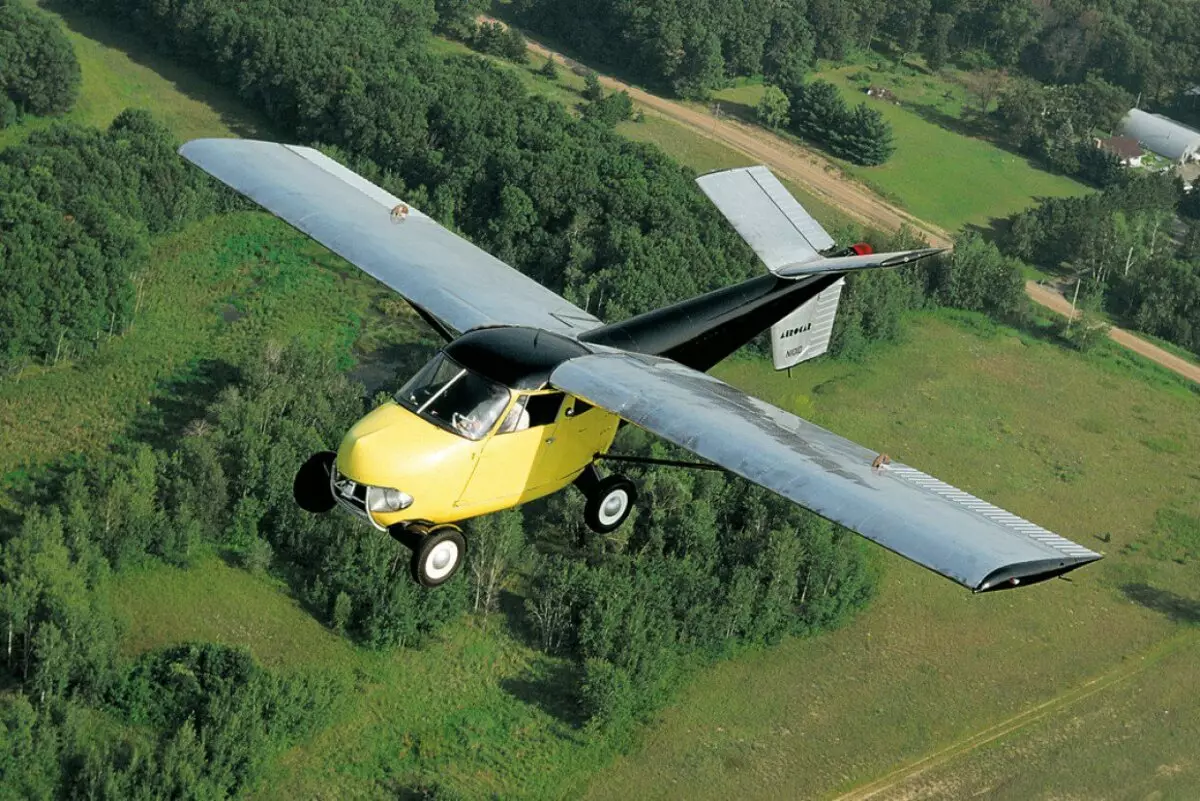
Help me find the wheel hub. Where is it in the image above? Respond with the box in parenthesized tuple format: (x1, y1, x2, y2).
(425, 540, 459, 580)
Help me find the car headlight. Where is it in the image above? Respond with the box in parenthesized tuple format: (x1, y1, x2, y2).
(366, 486, 414, 513)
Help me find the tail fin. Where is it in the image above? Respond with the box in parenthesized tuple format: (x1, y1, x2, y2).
(771, 278, 844, 370)
(698, 165, 945, 371)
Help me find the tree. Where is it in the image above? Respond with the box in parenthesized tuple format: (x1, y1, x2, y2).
(331, 591, 352, 632)
(843, 103, 895, 166)
(539, 55, 559, 80)
(582, 90, 634, 127)
(433, 0, 488, 38)
(756, 84, 790, 129)
(965, 68, 1009, 115)
(582, 71, 604, 102)
(1181, 189, 1200, 221)
(923, 13, 955, 72)
(467, 509, 525, 614)
(0, 0, 81, 115)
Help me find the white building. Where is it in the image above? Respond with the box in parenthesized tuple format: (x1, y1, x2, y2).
(1120, 109, 1200, 163)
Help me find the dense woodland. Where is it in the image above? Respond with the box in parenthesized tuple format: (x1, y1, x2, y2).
(508, 0, 1200, 103)
(0, 0, 80, 126)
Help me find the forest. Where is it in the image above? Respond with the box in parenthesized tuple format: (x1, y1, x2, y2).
(506, 0, 1200, 104)
(0, 112, 227, 373)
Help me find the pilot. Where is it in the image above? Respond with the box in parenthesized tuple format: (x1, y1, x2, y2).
(498, 397, 531, 434)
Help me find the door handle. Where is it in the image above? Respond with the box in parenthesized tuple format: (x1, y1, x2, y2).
(545, 437, 556, 444)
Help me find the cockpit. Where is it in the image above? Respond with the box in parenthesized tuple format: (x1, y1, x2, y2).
(395, 353, 512, 440)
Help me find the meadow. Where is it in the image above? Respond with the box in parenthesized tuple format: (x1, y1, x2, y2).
(0, 0, 271, 149)
(710, 64, 1091, 233)
(5, 5, 1200, 799)
(102, 310, 1200, 799)
(586, 311, 1200, 799)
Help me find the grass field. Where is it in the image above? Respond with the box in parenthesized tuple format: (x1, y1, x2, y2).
(108, 554, 620, 799)
(711, 67, 1091, 233)
(102, 310, 1200, 799)
(0, 0, 271, 149)
(582, 310, 1200, 799)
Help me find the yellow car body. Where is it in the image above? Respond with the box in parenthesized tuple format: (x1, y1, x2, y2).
(334, 390, 621, 530)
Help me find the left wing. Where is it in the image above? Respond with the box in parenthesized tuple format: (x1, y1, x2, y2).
(550, 353, 1101, 592)
(180, 139, 601, 336)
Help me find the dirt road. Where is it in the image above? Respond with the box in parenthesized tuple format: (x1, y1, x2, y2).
(517, 37, 952, 247)
(506, 24, 1199, 385)
(1026, 281, 1200, 383)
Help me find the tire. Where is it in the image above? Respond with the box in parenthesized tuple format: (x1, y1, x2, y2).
(409, 525, 467, 588)
(293, 451, 337, 514)
(584, 475, 636, 534)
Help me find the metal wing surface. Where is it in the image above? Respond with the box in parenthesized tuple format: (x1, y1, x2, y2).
(696, 165, 836, 272)
(180, 139, 601, 336)
(550, 353, 1102, 592)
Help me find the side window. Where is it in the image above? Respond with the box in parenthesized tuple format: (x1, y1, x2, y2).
(525, 392, 565, 428)
(498, 396, 530, 435)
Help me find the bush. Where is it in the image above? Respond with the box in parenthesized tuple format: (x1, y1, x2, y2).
(240, 537, 274, 573)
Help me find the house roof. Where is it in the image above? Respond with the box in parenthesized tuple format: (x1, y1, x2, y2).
(1120, 109, 1200, 161)
(1097, 135, 1142, 160)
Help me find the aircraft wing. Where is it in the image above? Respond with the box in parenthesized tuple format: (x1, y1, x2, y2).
(179, 139, 602, 336)
(550, 352, 1102, 592)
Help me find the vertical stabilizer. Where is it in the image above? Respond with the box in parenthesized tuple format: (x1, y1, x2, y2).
(771, 278, 844, 369)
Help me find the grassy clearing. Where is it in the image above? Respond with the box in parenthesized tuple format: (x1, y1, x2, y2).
(0, 0, 271, 149)
(109, 553, 620, 799)
(583, 309, 1200, 800)
(711, 67, 1090, 233)
(0, 212, 429, 501)
(860, 630, 1200, 800)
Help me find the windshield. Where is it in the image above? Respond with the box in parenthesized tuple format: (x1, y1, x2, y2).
(395, 354, 512, 441)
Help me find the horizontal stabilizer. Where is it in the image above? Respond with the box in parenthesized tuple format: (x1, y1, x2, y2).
(777, 247, 946, 276)
(697, 166, 835, 272)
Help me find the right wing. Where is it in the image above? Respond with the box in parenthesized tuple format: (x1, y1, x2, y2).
(551, 352, 1102, 593)
(180, 139, 602, 336)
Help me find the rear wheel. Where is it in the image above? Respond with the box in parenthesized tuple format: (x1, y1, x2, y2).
(408, 525, 467, 588)
(584, 475, 636, 534)
(293, 451, 336, 514)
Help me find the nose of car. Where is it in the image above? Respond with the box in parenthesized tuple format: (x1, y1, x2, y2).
(335, 402, 479, 491)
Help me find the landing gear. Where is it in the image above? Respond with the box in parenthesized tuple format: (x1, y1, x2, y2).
(390, 523, 467, 588)
(293, 451, 336, 513)
(582, 473, 637, 534)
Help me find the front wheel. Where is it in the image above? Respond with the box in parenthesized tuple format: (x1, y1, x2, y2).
(293, 451, 336, 514)
(409, 525, 467, 588)
(584, 475, 637, 534)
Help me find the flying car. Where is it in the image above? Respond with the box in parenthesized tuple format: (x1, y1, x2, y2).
(180, 140, 1103, 590)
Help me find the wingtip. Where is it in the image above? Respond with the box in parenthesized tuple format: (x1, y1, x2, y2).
(973, 553, 1103, 593)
